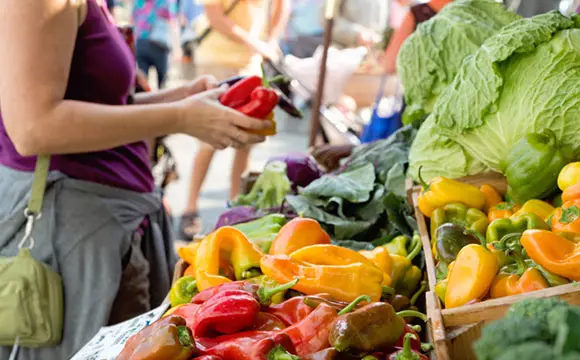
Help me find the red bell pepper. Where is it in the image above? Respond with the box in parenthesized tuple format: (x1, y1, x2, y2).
(197, 331, 297, 360)
(388, 334, 429, 360)
(169, 303, 200, 331)
(234, 88, 279, 119)
(194, 289, 260, 337)
(250, 312, 287, 331)
(265, 296, 315, 326)
(281, 303, 338, 357)
(192, 278, 298, 307)
(394, 323, 422, 352)
(219, 76, 263, 108)
(194, 356, 223, 360)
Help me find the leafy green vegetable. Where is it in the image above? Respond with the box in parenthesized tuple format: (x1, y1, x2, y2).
(397, 0, 520, 125)
(233, 161, 291, 209)
(548, 307, 580, 356)
(495, 342, 555, 360)
(430, 11, 580, 172)
(286, 126, 416, 242)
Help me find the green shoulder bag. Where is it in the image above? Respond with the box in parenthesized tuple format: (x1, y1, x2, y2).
(0, 155, 64, 350)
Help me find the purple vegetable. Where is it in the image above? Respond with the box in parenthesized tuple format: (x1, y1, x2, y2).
(267, 153, 325, 191)
(214, 206, 264, 229)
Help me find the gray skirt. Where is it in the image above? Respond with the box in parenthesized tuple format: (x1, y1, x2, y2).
(0, 165, 176, 359)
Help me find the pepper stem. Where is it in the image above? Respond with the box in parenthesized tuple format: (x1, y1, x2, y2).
(261, 63, 270, 88)
(361, 356, 379, 360)
(495, 232, 523, 253)
(338, 295, 372, 315)
(396, 310, 428, 322)
(382, 286, 395, 296)
(402, 333, 417, 357)
(177, 326, 193, 348)
(508, 250, 528, 276)
(241, 268, 263, 280)
(407, 232, 423, 261)
(267, 345, 300, 360)
(411, 324, 422, 333)
(410, 280, 427, 306)
(421, 343, 434, 353)
(417, 166, 430, 191)
(257, 278, 299, 304)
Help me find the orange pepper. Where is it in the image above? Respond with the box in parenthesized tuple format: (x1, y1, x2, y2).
(521, 229, 580, 281)
(269, 218, 331, 255)
(249, 112, 277, 136)
(489, 252, 548, 299)
(177, 242, 200, 265)
(488, 202, 518, 222)
(562, 182, 580, 202)
(550, 199, 580, 241)
(480, 184, 503, 213)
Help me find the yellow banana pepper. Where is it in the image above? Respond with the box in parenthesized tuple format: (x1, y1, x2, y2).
(416, 166, 486, 218)
(445, 244, 499, 309)
(177, 242, 200, 266)
(291, 245, 391, 286)
(360, 246, 393, 286)
(260, 254, 384, 302)
(195, 227, 264, 291)
(513, 199, 555, 221)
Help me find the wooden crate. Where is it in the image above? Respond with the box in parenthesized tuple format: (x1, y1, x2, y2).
(407, 173, 580, 360)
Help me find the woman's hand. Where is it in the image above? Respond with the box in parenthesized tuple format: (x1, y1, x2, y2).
(188, 75, 219, 96)
(179, 87, 271, 149)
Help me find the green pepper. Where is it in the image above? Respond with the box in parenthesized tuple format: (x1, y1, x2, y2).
(169, 276, 198, 307)
(486, 213, 550, 253)
(385, 235, 409, 257)
(329, 302, 405, 354)
(430, 202, 488, 243)
(501, 259, 570, 287)
(396, 266, 423, 298)
(435, 223, 480, 265)
(233, 214, 287, 253)
(501, 129, 573, 204)
(434, 279, 447, 305)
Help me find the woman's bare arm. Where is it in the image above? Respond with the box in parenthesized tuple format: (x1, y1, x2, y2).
(382, 12, 416, 74)
(0, 0, 267, 156)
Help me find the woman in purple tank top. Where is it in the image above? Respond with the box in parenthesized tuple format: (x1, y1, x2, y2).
(0, 0, 271, 357)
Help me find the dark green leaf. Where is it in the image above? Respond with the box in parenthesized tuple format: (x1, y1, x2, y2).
(332, 240, 376, 251)
(355, 186, 386, 221)
(385, 162, 407, 198)
(302, 163, 376, 203)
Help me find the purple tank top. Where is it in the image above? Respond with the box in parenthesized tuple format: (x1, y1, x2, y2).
(0, 0, 154, 193)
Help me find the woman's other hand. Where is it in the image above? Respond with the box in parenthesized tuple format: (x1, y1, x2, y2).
(179, 87, 271, 149)
(188, 75, 219, 95)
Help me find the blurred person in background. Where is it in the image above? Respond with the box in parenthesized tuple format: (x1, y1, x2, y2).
(132, 0, 177, 88)
(282, 0, 324, 58)
(327, 0, 390, 49)
(179, 0, 291, 239)
(516, 0, 561, 17)
(313, 0, 452, 170)
(178, 0, 200, 63)
(107, 0, 116, 15)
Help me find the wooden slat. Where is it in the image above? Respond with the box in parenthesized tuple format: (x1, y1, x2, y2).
(426, 291, 451, 360)
(411, 188, 438, 292)
(441, 283, 580, 327)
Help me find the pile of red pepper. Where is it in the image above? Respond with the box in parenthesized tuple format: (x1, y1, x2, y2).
(117, 277, 431, 360)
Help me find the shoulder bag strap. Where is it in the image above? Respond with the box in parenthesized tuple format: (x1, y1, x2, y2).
(195, 0, 243, 45)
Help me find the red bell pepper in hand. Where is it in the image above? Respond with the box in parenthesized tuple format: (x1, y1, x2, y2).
(194, 289, 260, 337)
(234, 88, 279, 119)
(281, 303, 338, 357)
(192, 278, 298, 307)
(219, 76, 263, 108)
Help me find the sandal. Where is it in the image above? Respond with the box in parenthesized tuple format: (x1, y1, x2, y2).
(177, 212, 203, 241)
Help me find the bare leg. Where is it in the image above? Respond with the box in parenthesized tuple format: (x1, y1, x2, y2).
(230, 147, 252, 200)
(185, 144, 215, 213)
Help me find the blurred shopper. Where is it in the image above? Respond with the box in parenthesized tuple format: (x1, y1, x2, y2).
(382, 0, 453, 74)
(283, 0, 324, 58)
(0, 0, 270, 358)
(179, 0, 291, 239)
(179, 0, 199, 63)
(107, 0, 116, 15)
(133, 0, 177, 88)
(313, 0, 452, 170)
(516, 0, 561, 18)
(328, 0, 390, 49)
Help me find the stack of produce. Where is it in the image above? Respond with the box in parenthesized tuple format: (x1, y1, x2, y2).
(418, 162, 580, 309)
(474, 297, 580, 360)
(117, 217, 432, 359)
(409, 11, 580, 182)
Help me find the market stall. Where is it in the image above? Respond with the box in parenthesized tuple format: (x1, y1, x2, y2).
(72, 2, 580, 359)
